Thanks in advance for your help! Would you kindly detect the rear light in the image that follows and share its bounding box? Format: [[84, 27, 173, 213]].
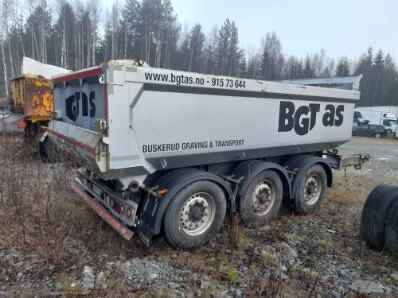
[[126, 208, 132, 218]]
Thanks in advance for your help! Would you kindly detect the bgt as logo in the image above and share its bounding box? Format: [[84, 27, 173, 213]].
[[65, 91, 96, 121], [278, 101, 344, 135]]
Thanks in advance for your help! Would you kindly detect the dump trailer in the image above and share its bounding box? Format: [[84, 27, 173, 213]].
[[10, 74, 53, 142], [44, 60, 368, 249]]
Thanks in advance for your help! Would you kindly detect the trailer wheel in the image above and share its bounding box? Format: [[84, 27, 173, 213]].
[[361, 184, 398, 250], [294, 164, 327, 214], [240, 170, 283, 226], [163, 180, 226, 249], [385, 199, 398, 257], [39, 138, 60, 163]]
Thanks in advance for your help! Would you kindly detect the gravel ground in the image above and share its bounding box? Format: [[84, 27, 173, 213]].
[[1, 136, 398, 296], [340, 136, 398, 178]]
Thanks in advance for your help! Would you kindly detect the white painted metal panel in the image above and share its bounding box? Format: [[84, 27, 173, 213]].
[[50, 61, 360, 178]]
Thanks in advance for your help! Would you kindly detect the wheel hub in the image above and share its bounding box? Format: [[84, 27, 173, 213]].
[[304, 175, 321, 205], [188, 203, 205, 221], [251, 180, 275, 215], [180, 192, 216, 236]]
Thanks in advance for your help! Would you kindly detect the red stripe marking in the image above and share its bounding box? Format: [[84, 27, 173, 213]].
[[47, 128, 96, 155], [53, 67, 103, 84], [71, 182, 134, 241]]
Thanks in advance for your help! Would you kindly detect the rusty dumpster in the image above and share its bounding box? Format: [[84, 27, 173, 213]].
[[10, 74, 53, 140]]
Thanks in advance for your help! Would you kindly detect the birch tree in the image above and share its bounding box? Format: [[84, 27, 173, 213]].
[[88, 0, 101, 66], [0, 0, 10, 96], [110, 2, 119, 59], [1, 0, 14, 78]]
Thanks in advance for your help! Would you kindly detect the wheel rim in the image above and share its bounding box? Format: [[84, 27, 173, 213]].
[[179, 192, 216, 236], [251, 179, 276, 216], [304, 174, 322, 205]]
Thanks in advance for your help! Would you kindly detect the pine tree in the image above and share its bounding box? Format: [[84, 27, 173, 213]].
[[303, 56, 315, 78], [225, 21, 242, 76], [0, 0, 396, 104], [186, 24, 204, 72], [214, 19, 232, 75], [355, 47, 375, 106], [335, 57, 350, 77], [121, 0, 141, 59], [257, 32, 284, 80]]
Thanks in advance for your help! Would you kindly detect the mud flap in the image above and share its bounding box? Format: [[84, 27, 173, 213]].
[[135, 224, 154, 248]]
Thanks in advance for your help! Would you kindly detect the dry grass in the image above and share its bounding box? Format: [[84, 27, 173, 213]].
[[327, 170, 398, 206], [0, 135, 106, 270], [1, 134, 398, 296]]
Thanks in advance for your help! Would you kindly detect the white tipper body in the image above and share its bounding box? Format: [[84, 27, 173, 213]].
[[48, 62, 359, 182]]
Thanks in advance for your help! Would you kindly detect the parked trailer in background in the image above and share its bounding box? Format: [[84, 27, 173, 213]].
[[44, 60, 368, 249], [10, 74, 53, 142]]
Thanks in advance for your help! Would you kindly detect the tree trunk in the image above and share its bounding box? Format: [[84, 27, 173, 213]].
[[124, 29, 128, 59], [61, 15, 67, 68], [188, 47, 193, 72], [111, 30, 115, 59], [40, 19, 46, 63], [8, 39, 14, 78], [81, 24, 84, 68], [33, 28, 40, 63], [87, 33, 91, 68], [91, 32, 96, 66], [31, 29, 35, 60], [19, 29, 25, 57], [1, 40, 9, 97]]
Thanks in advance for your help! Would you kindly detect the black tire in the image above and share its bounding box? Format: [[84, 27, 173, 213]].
[[360, 184, 398, 250], [385, 199, 398, 257], [40, 138, 59, 163], [294, 164, 327, 214], [240, 170, 283, 226], [163, 180, 226, 250]]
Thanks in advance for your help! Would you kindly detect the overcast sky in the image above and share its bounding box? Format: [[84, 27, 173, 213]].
[[170, 0, 398, 61]]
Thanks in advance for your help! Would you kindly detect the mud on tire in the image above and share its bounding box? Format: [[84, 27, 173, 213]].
[[239, 170, 283, 226]]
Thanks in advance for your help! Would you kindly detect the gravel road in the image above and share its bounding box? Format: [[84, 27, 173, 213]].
[[340, 136, 398, 179]]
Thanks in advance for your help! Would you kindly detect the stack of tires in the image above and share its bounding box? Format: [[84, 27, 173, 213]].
[[361, 184, 398, 257]]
